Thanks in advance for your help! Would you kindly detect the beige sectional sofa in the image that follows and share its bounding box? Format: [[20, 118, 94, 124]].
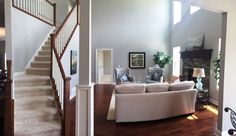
[[115, 81, 197, 122]]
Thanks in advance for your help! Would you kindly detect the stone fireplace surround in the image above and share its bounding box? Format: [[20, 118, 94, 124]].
[[181, 49, 212, 90]]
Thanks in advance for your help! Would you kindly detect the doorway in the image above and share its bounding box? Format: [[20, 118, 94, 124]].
[[96, 48, 113, 84]]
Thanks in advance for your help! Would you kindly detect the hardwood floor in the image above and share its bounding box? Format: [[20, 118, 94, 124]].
[[94, 84, 218, 136]]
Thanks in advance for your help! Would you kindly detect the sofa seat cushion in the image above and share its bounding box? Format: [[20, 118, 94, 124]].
[[169, 81, 195, 91], [115, 83, 146, 94], [146, 83, 170, 93]]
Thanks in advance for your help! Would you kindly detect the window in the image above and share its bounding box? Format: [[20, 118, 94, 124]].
[[173, 1, 182, 25], [190, 5, 201, 15], [172, 46, 181, 76]]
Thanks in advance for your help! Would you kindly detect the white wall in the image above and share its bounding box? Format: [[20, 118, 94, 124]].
[[92, 0, 171, 82], [61, 26, 80, 98], [183, 0, 236, 134], [171, 9, 222, 105], [12, 8, 52, 72]]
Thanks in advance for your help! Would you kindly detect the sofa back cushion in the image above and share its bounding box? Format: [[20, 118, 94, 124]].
[[169, 81, 195, 91], [146, 83, 170, 93], [115, 83, 146, 94]]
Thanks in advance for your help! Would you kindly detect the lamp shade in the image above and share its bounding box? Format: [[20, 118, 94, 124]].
[[192, 68, 205, 78]]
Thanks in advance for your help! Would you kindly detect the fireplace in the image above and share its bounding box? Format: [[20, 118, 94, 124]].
[[181, 49, 212, 89]]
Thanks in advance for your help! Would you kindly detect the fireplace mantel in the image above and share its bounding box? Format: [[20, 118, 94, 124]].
[[181, 49, 212, 59]]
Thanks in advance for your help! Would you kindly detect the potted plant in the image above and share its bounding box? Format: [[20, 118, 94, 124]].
[[213, 57, 220, 80], [153, 52, 172, 68]]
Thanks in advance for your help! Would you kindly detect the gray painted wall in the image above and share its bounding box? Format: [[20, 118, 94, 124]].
[[171, 9, 222, 104], [12, 8, 52, 72], [92, 0, 171, 82]]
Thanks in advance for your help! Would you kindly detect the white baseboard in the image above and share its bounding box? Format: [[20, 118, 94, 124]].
[[25, 27, 55, 70], [209, 98, 219, 106], [13, 71, 26, 77]]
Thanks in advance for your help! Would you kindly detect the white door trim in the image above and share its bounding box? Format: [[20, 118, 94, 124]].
[[95, 48, 113, 84]]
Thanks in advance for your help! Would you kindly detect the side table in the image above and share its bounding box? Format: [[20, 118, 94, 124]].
[[196, 89, 208, 110]]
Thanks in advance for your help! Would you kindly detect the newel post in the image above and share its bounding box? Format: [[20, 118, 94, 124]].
[[53, 3, 56, 26], [64, 77, 71, 136], [4, 60, 13, 136]]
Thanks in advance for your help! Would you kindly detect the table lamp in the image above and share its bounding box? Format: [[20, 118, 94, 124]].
[[192, 68, 205, 90]]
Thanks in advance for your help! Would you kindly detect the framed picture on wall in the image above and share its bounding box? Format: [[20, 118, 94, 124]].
[[70, 50, 77, 75], [129, 52, 145, 69]]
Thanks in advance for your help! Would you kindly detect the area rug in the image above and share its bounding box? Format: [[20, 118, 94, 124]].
[[107, 90, 115, 120]]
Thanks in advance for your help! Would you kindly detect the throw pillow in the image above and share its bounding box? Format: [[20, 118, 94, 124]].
[[121, 75, 128, 82], [152, 72, 160, 81]]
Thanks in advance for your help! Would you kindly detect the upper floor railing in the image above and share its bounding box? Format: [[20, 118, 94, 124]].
[[12, 0, 56, 26]]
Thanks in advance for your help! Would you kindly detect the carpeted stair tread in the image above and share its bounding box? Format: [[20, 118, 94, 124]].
[[15, 85, 52, 97], [42, 45, 51, 50], [15, 85, 52, 92], [31, 61, 51, 68], [15, 95, 55, 109], [38, 50, 51, 55], [26, 67, 50, 76], [35, 56, 51, 61], [14, 120, 61, 136], [15, 75, 50, 85], [15, 107, 58, 121], [15, 95, 55, 104]]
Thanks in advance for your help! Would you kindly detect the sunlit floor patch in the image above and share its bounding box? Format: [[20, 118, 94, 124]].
[[187, 114, 199, 120], [205, 105, 218, 115]]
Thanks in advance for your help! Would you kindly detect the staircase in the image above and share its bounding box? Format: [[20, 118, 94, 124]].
[[14, 29, 62, 136], [26, 39, 51, 76], [3, 0, 79, 136]]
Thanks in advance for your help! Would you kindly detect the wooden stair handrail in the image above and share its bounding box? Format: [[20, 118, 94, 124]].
[[4, 60, 13, 136], [45, 0, 54, 6], [51, 34, 72, 136]]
